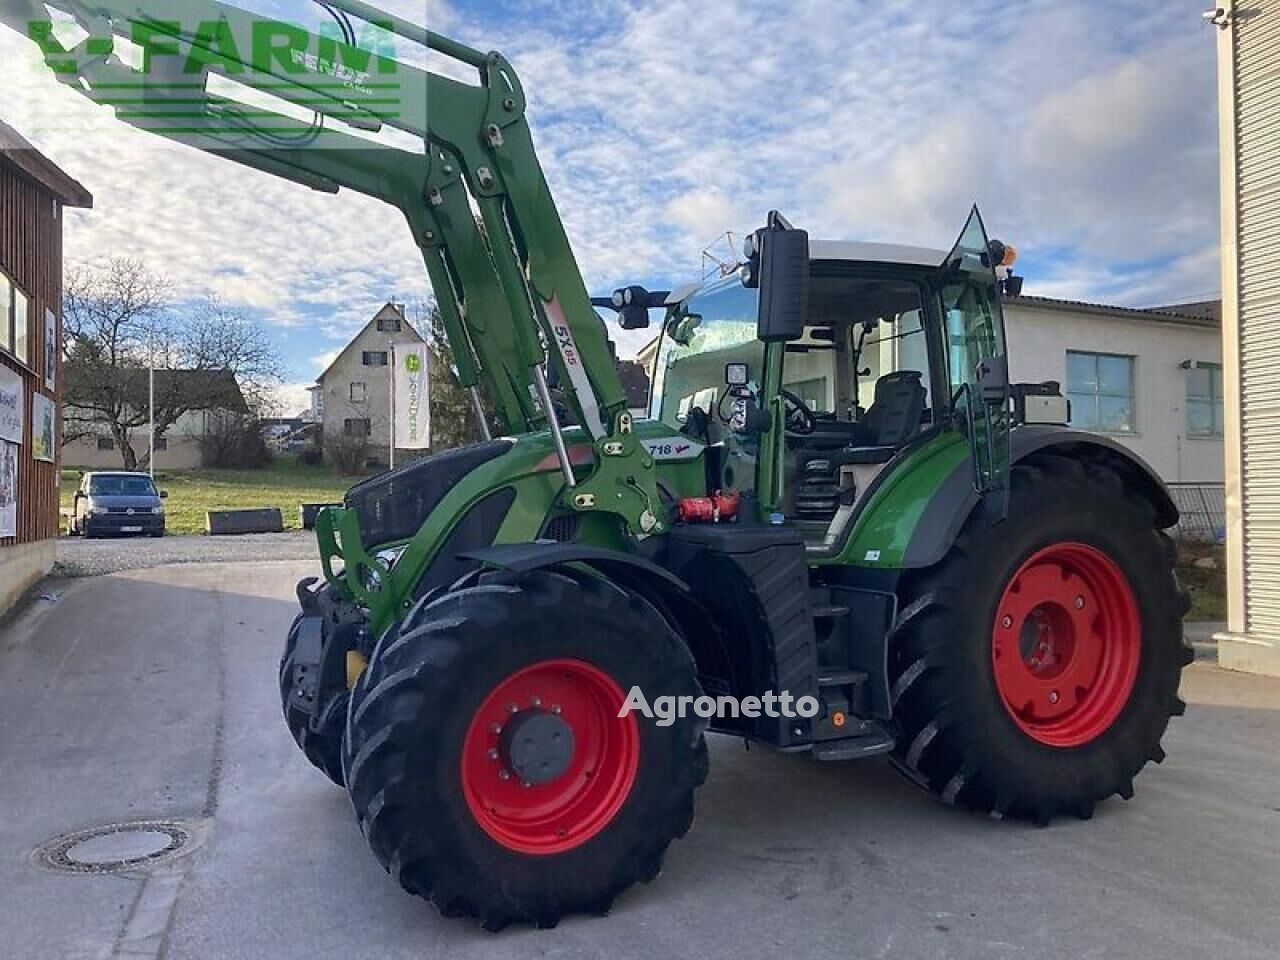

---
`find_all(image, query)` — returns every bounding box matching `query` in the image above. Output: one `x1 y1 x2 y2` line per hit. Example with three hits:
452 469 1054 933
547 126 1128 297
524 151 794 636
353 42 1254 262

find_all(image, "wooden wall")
0 159 63 545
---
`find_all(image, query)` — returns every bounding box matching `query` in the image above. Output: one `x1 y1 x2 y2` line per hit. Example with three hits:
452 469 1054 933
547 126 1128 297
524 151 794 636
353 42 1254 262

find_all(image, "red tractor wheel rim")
461 658 640 855
991 542 1141 748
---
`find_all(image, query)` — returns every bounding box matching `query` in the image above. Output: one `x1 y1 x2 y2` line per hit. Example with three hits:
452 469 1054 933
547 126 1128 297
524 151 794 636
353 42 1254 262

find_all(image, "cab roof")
808 240 946 267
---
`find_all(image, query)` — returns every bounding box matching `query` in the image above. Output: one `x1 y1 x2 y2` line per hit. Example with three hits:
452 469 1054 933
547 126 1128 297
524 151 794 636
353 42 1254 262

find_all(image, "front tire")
889 453 1192 823
278 613 347 786
342 568 708 929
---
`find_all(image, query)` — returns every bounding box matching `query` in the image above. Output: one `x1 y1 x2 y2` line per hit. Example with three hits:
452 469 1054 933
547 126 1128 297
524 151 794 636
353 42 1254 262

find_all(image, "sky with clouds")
1 0 1220 415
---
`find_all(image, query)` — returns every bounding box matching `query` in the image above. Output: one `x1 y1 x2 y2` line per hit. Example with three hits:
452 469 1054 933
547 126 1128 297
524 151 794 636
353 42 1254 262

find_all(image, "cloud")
271 381 315 417
0 0 1219 377
311 348 341 372
1016 49 1218 259
664 188 752 248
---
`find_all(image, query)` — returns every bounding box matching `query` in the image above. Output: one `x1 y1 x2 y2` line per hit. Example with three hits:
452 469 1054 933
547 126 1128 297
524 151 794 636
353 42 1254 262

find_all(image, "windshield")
650 275 764 426
90 474 158 497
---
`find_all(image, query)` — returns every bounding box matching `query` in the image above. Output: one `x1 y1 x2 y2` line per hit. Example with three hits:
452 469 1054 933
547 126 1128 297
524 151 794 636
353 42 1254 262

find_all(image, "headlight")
151 506 164 515
89 505 109 515
362 545 407 590
375 545 407 569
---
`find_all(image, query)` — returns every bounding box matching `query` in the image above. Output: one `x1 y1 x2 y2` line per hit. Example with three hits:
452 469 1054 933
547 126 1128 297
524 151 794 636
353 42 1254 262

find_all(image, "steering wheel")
780 388 817 435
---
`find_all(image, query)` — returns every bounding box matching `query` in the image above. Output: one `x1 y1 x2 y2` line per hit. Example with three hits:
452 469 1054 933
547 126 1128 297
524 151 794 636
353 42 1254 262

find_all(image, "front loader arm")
3 0 665 536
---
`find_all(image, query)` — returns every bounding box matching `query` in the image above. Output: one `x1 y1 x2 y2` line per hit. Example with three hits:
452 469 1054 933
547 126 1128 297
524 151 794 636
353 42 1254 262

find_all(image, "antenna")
700 231 742 280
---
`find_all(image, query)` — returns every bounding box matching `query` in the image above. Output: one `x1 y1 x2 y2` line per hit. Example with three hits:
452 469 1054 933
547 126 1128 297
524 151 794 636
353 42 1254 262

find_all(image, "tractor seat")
792 371 926 537
852 370 926 448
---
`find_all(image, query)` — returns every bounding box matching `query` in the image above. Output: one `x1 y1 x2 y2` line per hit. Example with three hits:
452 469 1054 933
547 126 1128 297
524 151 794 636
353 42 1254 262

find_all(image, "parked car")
69 471 167 538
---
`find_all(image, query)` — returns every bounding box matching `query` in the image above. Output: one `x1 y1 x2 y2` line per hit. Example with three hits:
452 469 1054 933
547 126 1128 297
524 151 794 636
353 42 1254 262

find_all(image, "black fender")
460 542 725 685
460 542 690 595
902 425 1178 569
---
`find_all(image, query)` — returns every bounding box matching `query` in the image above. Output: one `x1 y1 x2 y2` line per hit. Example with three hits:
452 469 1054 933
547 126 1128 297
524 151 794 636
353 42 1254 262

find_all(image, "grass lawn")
1176 541 1226 622
60 460 373 535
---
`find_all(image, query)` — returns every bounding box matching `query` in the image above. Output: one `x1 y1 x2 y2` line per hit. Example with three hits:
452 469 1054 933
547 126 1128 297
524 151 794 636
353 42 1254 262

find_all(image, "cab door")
938 206 1011 494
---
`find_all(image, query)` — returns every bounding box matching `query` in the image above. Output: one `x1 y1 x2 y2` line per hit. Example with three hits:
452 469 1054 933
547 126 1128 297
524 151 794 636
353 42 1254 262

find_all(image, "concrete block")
299 503 342 530
205 508 284 536
1216 631 1280 678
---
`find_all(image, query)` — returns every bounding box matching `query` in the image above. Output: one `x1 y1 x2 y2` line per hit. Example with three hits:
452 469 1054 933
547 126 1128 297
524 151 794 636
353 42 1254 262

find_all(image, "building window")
1066 351 1136 434
349 381 366 402
343 418 372 436
362 350 388 366
0 276 11 355
96 437 114 450
376 315 402 333
154 437 168 451
12 285 27 365
1186 362 1224 438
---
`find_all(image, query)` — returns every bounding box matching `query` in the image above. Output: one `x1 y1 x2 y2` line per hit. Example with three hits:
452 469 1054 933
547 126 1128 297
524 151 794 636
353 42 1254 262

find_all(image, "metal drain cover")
34 819 201 875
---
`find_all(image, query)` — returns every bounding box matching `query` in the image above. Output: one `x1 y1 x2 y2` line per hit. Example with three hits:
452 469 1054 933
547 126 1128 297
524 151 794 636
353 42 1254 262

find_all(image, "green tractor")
8 0 1191 930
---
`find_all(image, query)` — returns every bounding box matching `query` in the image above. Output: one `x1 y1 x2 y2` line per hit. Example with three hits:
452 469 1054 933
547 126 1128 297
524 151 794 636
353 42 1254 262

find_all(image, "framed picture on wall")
44 308 56 391
32 393 55 463
0 440 16 538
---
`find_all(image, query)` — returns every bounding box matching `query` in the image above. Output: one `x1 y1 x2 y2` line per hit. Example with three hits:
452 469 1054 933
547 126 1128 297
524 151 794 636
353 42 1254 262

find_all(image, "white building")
1212 0 1280 676
63 368 248 470
313 303 425 468
1004 296 1223 484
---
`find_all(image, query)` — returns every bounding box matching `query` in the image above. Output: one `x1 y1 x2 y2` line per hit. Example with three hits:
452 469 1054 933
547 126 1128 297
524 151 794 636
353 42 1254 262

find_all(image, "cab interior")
782 273 942 549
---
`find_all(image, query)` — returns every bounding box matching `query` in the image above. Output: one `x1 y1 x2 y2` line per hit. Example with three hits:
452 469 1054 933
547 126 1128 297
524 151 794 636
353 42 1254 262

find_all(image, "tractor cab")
651 207 1015 552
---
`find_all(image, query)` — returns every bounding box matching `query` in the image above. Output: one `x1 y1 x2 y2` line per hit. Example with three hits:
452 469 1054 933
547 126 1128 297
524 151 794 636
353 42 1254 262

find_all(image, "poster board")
32 392 55 462
0 440 16 538
0 364 22 444
44 309 57 391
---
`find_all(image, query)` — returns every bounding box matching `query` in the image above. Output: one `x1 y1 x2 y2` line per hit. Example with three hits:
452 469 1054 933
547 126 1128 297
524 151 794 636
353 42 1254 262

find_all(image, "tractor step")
812 726 896 762
812 605 850 620
817 669 864 687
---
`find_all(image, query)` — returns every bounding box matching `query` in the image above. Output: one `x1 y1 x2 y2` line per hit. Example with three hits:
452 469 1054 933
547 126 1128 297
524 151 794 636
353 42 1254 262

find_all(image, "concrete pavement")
1 563 1278 960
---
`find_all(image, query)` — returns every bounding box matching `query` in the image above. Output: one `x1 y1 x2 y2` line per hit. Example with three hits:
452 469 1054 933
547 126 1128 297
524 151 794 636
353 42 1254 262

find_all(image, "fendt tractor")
5 0 1193 929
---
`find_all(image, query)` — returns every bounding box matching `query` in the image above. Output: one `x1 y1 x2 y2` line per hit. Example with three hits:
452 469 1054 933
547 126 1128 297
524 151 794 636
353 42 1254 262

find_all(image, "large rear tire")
889 453 1192 823
278 613 346 786
342 568 708 929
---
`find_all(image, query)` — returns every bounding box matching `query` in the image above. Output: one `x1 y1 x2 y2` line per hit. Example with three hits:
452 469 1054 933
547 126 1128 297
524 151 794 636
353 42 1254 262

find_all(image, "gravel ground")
53 531 322 577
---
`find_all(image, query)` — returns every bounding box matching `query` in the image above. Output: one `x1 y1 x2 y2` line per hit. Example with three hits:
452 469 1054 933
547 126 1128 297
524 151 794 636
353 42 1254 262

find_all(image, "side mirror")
745 211 809 343
160 490 169 499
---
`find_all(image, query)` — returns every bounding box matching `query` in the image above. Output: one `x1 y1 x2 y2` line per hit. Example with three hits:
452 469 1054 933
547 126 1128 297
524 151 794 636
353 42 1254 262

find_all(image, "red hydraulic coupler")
677 490 741 524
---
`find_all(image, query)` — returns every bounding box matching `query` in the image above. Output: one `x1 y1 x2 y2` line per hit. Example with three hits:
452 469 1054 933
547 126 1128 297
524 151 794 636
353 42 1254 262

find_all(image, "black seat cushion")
853 371 925 447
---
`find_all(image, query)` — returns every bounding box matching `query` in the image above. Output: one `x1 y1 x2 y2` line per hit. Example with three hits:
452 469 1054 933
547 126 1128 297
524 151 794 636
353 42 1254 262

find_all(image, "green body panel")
317 419 703 635
816 431 970 570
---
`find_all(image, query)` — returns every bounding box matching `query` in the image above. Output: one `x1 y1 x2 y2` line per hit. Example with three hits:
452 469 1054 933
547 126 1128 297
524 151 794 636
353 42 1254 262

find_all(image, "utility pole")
388 338 396 470
148 318 155 477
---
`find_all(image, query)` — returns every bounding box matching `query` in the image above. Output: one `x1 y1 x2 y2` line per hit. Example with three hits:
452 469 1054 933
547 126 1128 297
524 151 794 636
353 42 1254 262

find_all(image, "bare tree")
62 259 173 466
179 296 284 413
63 259 284 469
